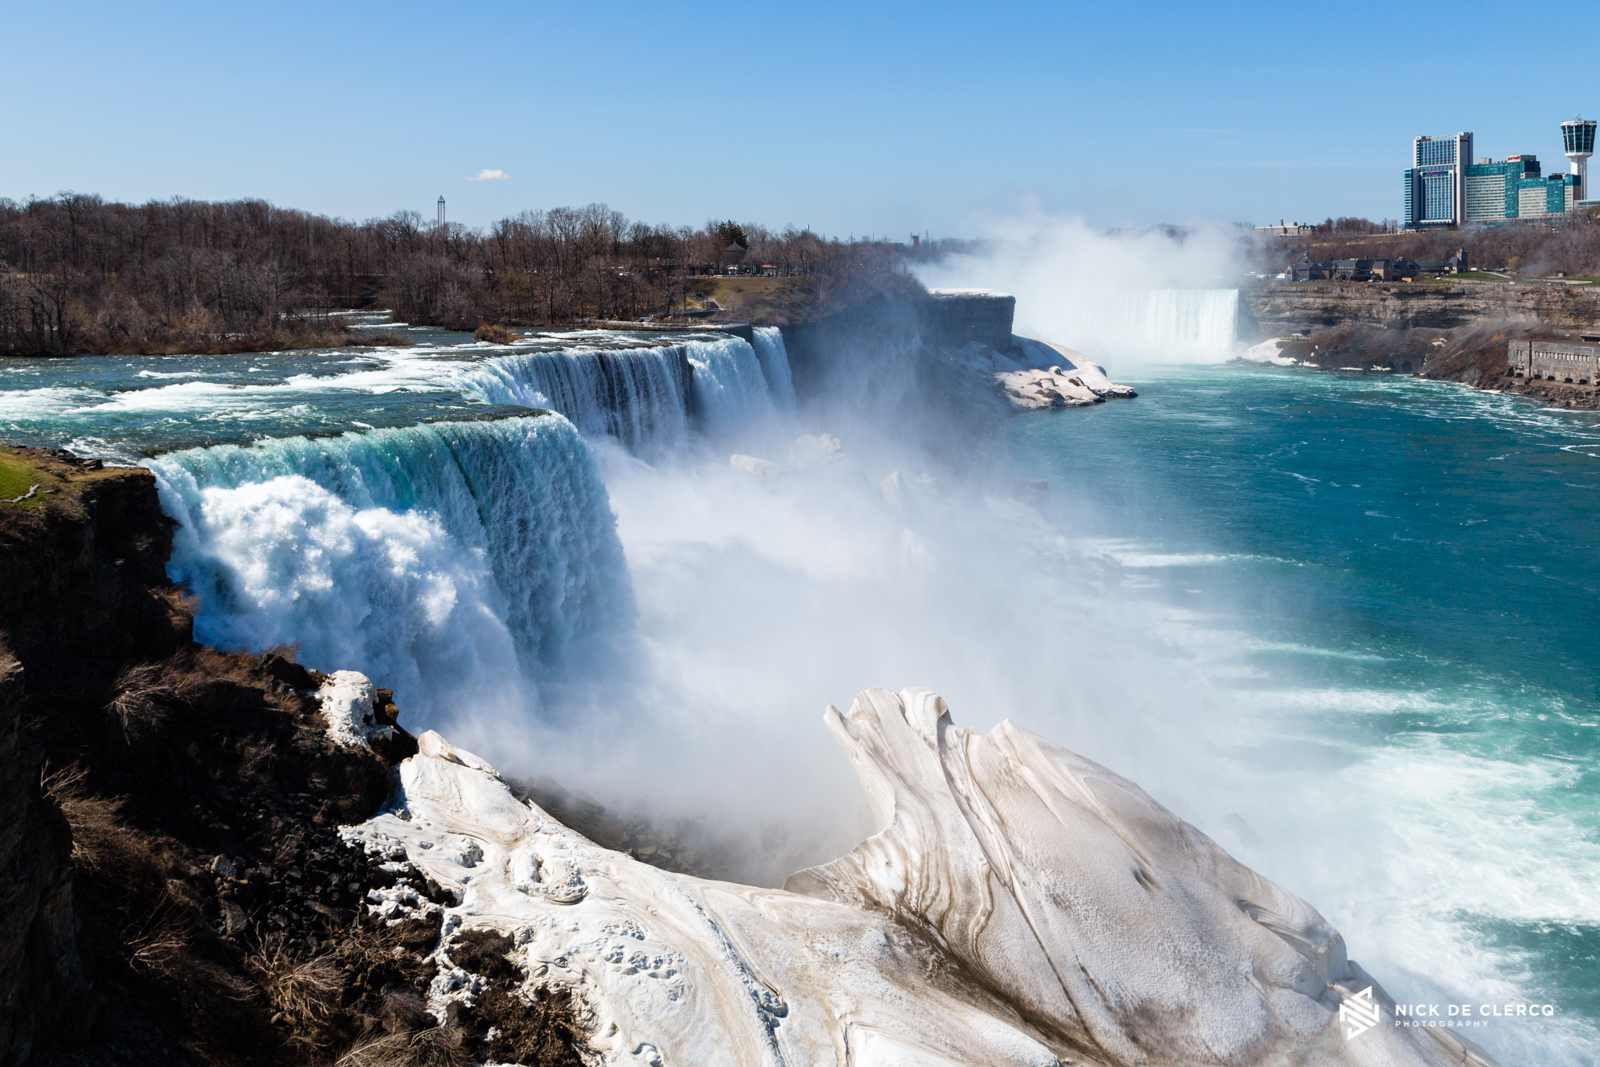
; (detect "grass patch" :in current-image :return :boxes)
[0,451,65,510]
[696,276,817,324]
[0,455,33,500]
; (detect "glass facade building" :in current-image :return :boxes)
[1408,123,1592,227]
[1405,134,1472,227]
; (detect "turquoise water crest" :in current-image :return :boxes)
[1008,364,1600,1063]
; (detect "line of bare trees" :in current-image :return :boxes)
[0,195,943,356]
[1260,213,1600,276]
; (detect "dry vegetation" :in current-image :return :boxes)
[0,195,962,356]
[1261,213,1600,277]
[25,642,586,1067]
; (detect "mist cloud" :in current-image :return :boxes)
[917,209,1248,364]
[468,168,510,181]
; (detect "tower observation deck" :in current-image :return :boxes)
[1562,116,1596,199]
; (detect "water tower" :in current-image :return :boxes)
[1562,116,1596,198]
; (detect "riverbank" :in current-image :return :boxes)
[1238,321,1600,409]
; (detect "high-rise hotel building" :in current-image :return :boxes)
[1404,119,1595,227]
[1404,133,1471,228]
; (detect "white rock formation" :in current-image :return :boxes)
[936,336,1135,410]
[1240,339,1300,366]
[317,670,396,750]
[1012,337,1138,401]
[343,689,1497,1067]
[994,366,1102,408]
[729,453,785,485]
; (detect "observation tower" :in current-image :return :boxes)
[1562,116,1596,198]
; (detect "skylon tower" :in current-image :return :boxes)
[1563,117,1596,199]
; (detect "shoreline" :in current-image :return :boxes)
[1238,324,1600,410]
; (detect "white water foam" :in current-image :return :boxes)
[751,326,797,410]
[686,334,777,433]
[1059,288,1242,364]
[150,414,636,721]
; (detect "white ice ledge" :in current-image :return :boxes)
[317,670,397,750]
[342,689,1498,1067]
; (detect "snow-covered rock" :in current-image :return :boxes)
[317,670,396,750]
[1240,339,1299,366]
[343,693,1496,1067]
[994,365,1102,409]
[963,336,1138,409]
[729,453,784,484]
[1011,337,1137,400]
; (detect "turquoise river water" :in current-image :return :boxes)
[1008,364,1600,1064]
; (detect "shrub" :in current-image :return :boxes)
[472,322,517,344]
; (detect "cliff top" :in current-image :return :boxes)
[0,446,134,518]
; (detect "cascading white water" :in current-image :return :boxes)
[459,347,692,453]
[1053,288,1241,363]
[149,414,635,720]
[751,327,797,411]
[452,333,790,450]
[684,335,777,432]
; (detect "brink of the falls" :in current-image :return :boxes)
[341,685,1497,1067]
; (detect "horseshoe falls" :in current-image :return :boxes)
[1043,288,1242,363]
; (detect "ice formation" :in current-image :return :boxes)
[943,335,1136,410]
[344,688,1498,1067]
[317,670,397,750]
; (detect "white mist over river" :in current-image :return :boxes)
[918,210,1247,362]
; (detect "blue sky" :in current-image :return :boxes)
[5,1,1599,237]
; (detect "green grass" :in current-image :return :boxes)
[1451,271,1514,283]
[0,456,34,499]
[0,454,53,508]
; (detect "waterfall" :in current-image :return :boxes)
[458,346,693,453]
[685,335,777,433]
[751,327,797,410]
[149,413,635,719]
[1053,288,1241,363]
[454,333,792,450]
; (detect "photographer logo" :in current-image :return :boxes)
[1340,987,1380,1039]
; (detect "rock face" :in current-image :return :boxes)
[347,688,1495,1067]
[0,448,182,1065]
[1244,282,1600,337]
[0,447,438,1067]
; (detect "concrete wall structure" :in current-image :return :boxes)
[921,290,1017,350]
[1509,337,1600,382]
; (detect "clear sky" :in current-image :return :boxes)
[6,0,1600,237]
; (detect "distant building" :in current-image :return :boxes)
[437,196,446,226]
[1562,116,1595,198]
[1509,337,1600,383]
[1287,250,1464,283]
[1405,120,1600,226]
[1255,221,1314,237]
[1404,133,1472,228]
